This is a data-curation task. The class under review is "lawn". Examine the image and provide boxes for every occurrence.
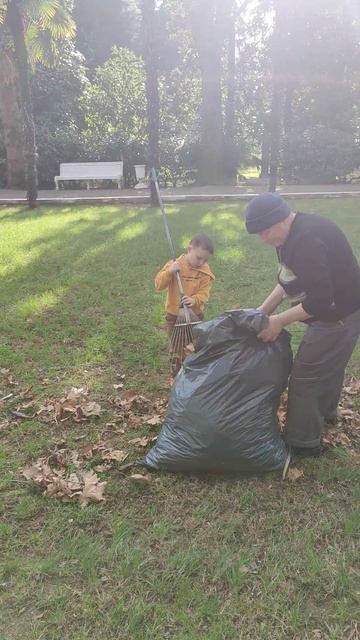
[0,199,359,640]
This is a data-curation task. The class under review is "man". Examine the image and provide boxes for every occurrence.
[245,193,360,458]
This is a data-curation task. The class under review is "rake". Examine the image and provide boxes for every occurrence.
[150,168,200,375]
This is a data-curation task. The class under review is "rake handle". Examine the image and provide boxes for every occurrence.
[150,169,191,323]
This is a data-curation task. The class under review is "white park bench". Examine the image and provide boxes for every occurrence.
[54,161,124,190]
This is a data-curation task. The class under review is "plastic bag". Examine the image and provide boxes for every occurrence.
[143,309,292,474]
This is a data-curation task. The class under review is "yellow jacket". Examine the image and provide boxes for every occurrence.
[155,254,215,316]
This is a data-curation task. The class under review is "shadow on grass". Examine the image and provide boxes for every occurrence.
[0,199,359,390]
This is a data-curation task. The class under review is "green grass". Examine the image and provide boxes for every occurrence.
[0,200,359,639]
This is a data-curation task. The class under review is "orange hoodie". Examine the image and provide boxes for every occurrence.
[155,254,215,316]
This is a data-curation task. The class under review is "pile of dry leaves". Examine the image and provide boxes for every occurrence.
[17,386,168,505]
[3,368,360,500]
[38,387,101,423]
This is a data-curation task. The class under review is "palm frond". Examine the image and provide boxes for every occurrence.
[0,3,7,26]
[25,22,57,66]
[26,0,60,22]
[39,3,75,39]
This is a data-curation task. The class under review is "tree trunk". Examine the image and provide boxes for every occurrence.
[268,0,287,193]
[141,0,160,206]
[6,0,38,208]
[190,0,225,185]
[260,111,271,178]
[281,82,296,184]
[283,83,295,137]
[268,81,284,192]
[224,1,236,183]
[0,71,25,188]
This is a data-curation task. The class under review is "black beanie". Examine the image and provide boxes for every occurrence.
[245,193,291,234]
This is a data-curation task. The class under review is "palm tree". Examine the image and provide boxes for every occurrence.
[0,0,75,207]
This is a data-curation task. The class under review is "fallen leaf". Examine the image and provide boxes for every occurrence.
[113,384,124,390]
[340,409,355,419]
[66,387,87,404]
[81,443,96,459]
[126,414,143,429]
[118,391,152,412]
[343,379,360,395]
[116,461,136,473]
[129,437,150,448]
[101,449,128,463]
[79,472,106,507]
[22,463,45,484]
[336,432,352,447]
[322,432,336,447]
[37,403,54,415]
[145,414,162,427]
[79,401,101,418]
[94,464,112,472]
[184,343,195,354]
[129,473,152,486]
[286,467,304,481]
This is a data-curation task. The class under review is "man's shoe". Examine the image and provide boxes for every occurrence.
[291,445,321,460]
[324,409,339,429]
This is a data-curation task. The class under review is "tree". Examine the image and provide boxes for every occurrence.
[0,46,24,186]
[32,44,87,186]
[6,0,38,206]
[280,0,360,183]
[185,0,226,185]
[80,47,147,169]
[141,0,160,204]
[73,0,138,74]
[224,0,249,182]
[0,0,75,206]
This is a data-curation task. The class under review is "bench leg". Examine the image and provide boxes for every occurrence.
[55,180,59,191]
[87,181,90,190]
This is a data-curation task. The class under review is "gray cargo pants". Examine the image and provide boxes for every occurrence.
[284,307,360,448]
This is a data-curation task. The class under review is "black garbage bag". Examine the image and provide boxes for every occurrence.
[143,309,292,474]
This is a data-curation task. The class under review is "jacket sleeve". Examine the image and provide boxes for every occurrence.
[292,240,335,317]
[155,261,173,290]
[192,274,213,307]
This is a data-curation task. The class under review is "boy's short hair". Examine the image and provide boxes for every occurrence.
[190,233,214,255]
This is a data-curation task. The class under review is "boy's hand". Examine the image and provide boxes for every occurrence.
[169,261,180,273]
[181,295,194,306]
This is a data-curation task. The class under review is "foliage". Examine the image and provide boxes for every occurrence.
[32,44,87,186]
[1,0,360,187]
[80,47,147,166]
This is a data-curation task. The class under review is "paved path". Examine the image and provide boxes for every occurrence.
[1,182,360,205]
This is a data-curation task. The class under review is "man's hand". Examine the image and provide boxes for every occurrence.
[169,261,180,273]
[257,314,283,342]
[181,295,194,306]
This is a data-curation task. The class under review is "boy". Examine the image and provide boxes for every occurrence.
[155,233,215,372]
